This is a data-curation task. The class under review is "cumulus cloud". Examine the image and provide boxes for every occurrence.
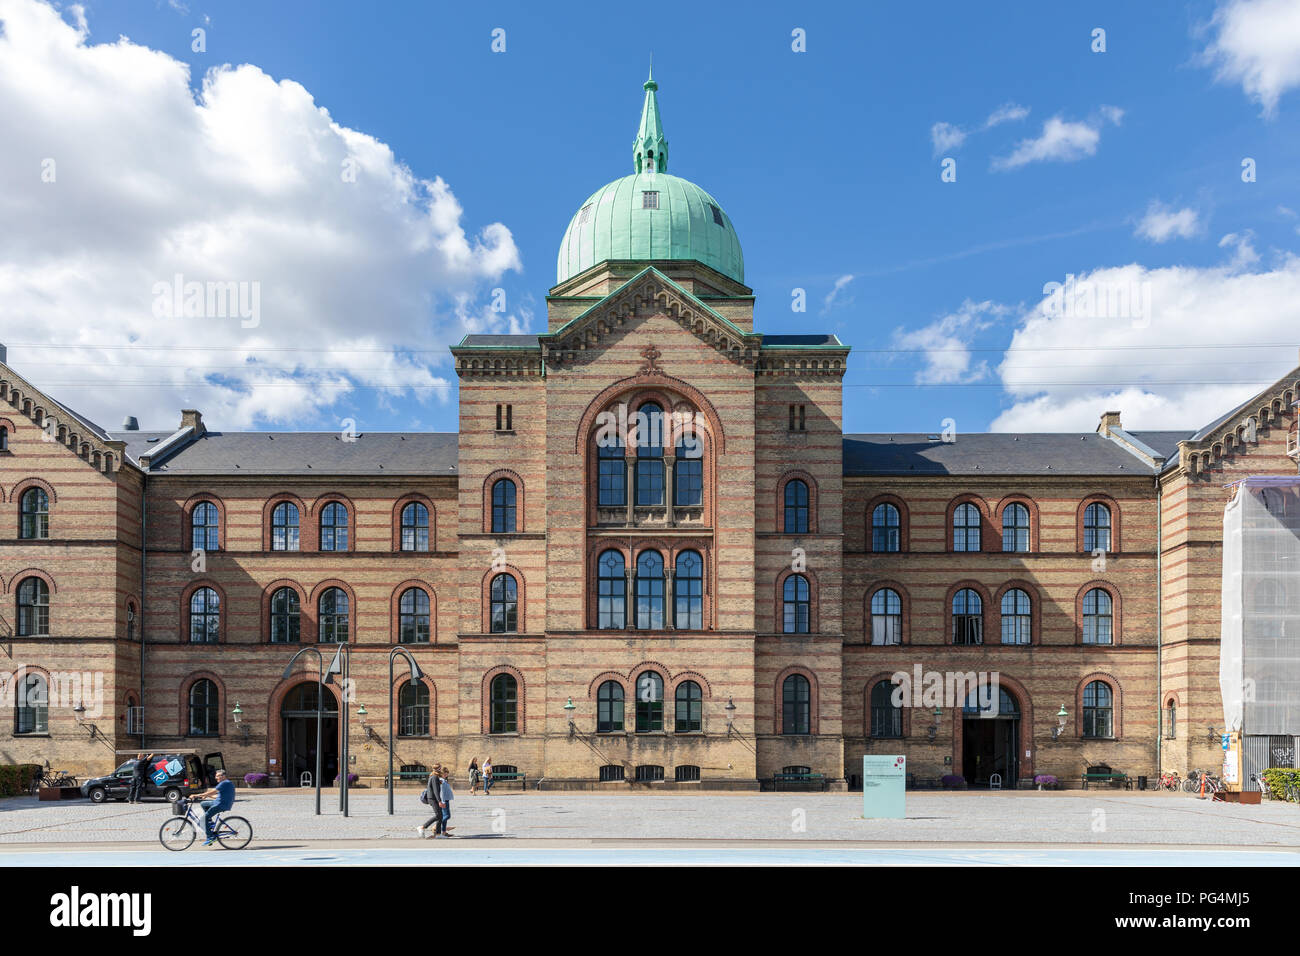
[1201,0,1300,116]
[1135,201,1202,242]
[0,0,522,429]
[930,102,1028,155]
[991,107,1123,171]
[893,299,1008,385]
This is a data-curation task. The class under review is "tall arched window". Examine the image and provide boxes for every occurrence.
[952,588,982,645]
[675,680,702,732]
[635,671,664,732]
[782,674,811,734]
[399,588,430,644]
[597,430,626,507]
[596,680,624,733]
[320,502,349,551]
[189,587,220,644]
[16,577,50,636]
[634,403,665,506]
[1084,502,1111,552]
[0,425,7,451]
[19,488,49,539]
[872,503,900,552]
[192,501,219,550]
[870,682,902,738]
[870,588,902,645]
[784,479,809,533]
[635,551,665,629]
[674,433,703,507]
[400,502,429,551]
[188,679,219,736]
[491,479,517,533]
[490,574,517,633]
[674,550,703,629]
[783,574,810,633]
[126,601,137,642]
[398,681,429,736]
[1000,588,1031,645]
[15,672,47,734]
[1082,588,1113,644]
[1165,698,1177,739]
[270,587,300,644]
[1002,503,1030,552]
[1083,681,1113,738]
[597,550,626,629]
[953,502,981,551]
[489,673,518,733]
[318,587,349,643]
[271,502,300,551]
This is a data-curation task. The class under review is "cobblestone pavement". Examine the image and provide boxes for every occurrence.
[2,789,1299,847]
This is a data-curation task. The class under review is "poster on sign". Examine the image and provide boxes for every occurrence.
[862,755,906,819]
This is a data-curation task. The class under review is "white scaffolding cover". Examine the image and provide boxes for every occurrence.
[1220,477,1300,735]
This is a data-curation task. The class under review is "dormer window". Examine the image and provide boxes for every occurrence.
[641,191,659,209]
[577,204,593,225]
[709,203,723,225]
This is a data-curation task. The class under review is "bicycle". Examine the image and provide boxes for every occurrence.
[1156,770,1181,792]
[29,761,78,795]
[159,798,252,851]
[1182,769,1207,793]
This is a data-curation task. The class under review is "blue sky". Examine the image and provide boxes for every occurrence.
[4,0,1300,434]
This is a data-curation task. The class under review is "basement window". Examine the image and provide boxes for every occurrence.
[641,191,659,209]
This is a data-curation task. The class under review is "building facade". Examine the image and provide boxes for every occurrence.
[3,75,1299,789]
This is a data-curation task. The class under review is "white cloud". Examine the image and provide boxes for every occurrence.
[893,299,1007,385]
[821,274,856,315]
[0,0,521,429]
[930,102,1028,155]
[991,107,1123,171]
[1202,0,1300,116]
[1135,201,1202,242]
[1218,230,1261,270]
[984,102,1030,128]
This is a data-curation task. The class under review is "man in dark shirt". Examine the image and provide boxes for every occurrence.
[128,753,152,804]
[194,769,236,846]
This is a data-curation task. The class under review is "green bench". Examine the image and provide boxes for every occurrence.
[1081,771,1130,790]
[484,771,526,790]
[772,772,826,792]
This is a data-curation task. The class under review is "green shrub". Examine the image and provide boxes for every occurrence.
[0,764,43,797]
[1260,767,1300,800]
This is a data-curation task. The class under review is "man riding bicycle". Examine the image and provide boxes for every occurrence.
[192,769,235,846]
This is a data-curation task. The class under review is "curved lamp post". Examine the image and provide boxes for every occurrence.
[280,646,324,815]
[324,643,352,817]
[387,646,424,815]
[564,697,576,738]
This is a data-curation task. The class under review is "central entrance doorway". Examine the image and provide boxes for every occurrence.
[281,682,339,787]
[962,686,1021,787]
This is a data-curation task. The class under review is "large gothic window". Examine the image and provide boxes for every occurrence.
[597,680,624,733]
[784,480,810,533]
[783,575,810,633]
[674,550,703,629]
[634,403,665,506]
[15,673,48,734]
[399,588,430,644]
[675,681,703,732]
[952,588,982,645]
[188,679,219,736]
[635,551,665,629]
[318,587,349,643]
[1002,503,1030,552]
[400,502,429,551]
[782,675,811,735]
[17,577,50,636]
[870,588,902,645]
[674,433,703,507]
[270,587,300,644]
[1083,681,1114,738]
[953,502,981,552]
[398,681,430,736]
[489,674,517,734]
[1084,503,1112,552]
[597,433,626,507]
[490,574,518,633]
[20,488,49,539]
[271,502,300,551]
[870,682,902,738]
[872,503,900,552]
[320,502,349,551]
[635,671,664,732]
[1000,588,1032,645]
[597,550,626,629]
[1082,588,1113,644]
[189,587,220,643]
[192,501,219,550]
[491,479,517,533]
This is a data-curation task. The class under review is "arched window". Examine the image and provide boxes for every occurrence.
[953,502,981,552]
[872,503,900,552]
[635,551,665,629]
[784,479,809,533]
[15,672,47,734]
[19,488,49,539]
[0,425,7,451]
[126,602,137,642]
[189,587,220,644]
[675,680,703,732]
[597,550,626,629]
[489,674,518,734]
[320,502,349,551]
[191,501,219,550]
[596,680,624,733]
[674,433,703,507]
[491,479,517,533]
[963,686,1020,718]
[1082,588,1113,644]
[271,502,300,551]
[635,671,664,732]
[597,431,626,507]
[634,403,665,506]
[1002,503,1030,552]
[399,588,430,644]
[783,574,810,633]
[16,577,50,636]
[1165,698,1177,739]
[270,587,300,644]
[952,588,982,645]
[188,679,219,736]
[318,587,349,643]
[1000,588,1031,645]
[400,502,429,551]
[674,550,703,630]
[870,682,902,738]
[782,674,811,734]
[398,681,429,736]
[490,574,517,633]
[1084,502,1111,552]
[870,588,902,645]
[1083,681,1114,738]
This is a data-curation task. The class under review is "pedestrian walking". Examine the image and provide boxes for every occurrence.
[128,752,152,804]
[468,756,480,795]
[417,763,444,839]
[437,768,455,837]
[482,756,494,796]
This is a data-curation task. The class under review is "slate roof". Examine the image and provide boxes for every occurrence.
[842,432,1172,477]
[456,334,542,348]
[761,334,844,347]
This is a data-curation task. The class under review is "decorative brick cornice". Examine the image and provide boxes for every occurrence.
[1175,368,1300,479]
[0,366,130,475]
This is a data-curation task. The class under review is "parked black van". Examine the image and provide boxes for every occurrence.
[80,752,225,804]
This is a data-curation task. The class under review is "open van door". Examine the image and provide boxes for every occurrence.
[204,752,226,787]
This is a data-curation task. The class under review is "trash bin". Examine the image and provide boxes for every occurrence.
[1137,775,1148,791]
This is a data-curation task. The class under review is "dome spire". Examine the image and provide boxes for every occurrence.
[633,62,668,173]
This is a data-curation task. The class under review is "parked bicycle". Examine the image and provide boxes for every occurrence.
[1181,769,1208,793]
[29,761,78,795]
[159,797,252,851]
[1156,770,1181,791]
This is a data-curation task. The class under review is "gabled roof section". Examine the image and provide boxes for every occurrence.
[844,432,1161,477]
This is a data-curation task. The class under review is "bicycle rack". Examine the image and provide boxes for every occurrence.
[989,773,1002,790]
[299,771,312,788]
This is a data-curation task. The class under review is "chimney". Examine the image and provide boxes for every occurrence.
[180,409,205,436]
[1097,410,1122,437]
[122,416,139,431]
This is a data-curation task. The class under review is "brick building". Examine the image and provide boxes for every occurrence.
[2,73,1298,790]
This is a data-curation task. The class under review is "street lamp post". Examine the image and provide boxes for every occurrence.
[280,647,324,815]
[325,642,352,817]
[387,646,424,815]
[564,697,576,738]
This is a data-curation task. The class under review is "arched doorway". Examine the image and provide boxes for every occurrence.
[962,685,1020,787]
[281,682,339,786]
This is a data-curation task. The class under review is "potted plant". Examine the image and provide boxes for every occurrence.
[1033,774,1058,791]
[941,774,966,790]
[243,772,269,788]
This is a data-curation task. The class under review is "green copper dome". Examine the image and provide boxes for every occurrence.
[556,70,744,286]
